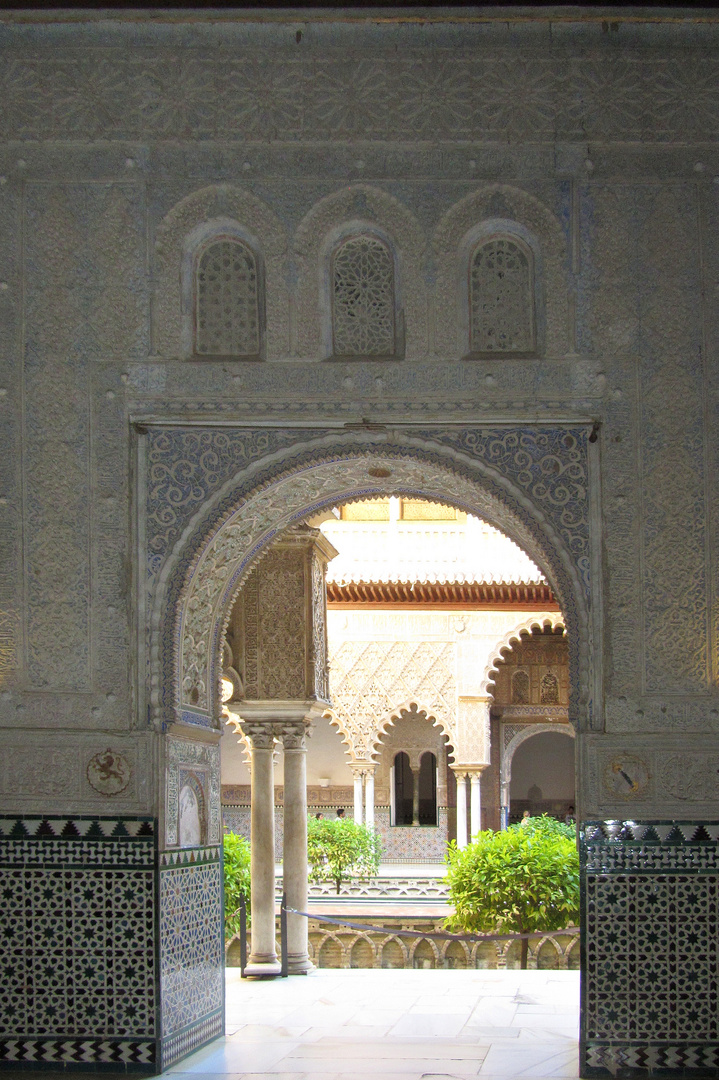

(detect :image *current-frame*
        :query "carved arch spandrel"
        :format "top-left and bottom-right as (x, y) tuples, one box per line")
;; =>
(483, 612), (567, 698)
(432, 184), (570, 359)
(146, 432), (590, 739)
(293, 184), (427, 360)
(153, 184), (287, 360)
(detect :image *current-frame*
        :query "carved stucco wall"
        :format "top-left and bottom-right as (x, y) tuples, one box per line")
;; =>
(0, 13), (717, 1075)
(0, 10), (713, 837)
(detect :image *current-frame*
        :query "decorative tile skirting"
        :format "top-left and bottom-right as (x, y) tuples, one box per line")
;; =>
(0, 816), (157, 1071)
(160, 1011), (223, 1072)
(581, 820), (719, 1078)
(586, 1044), (719, 1075)
(0, 1037), (155, 1067)
(159, 848), (224, 1069)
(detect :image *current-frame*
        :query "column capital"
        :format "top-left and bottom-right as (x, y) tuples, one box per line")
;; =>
(240, 721), (282, 750)
(349, 761), (376, 778)
(452, 763), (489, 778)
(467, 765), (489, 779)
(280, 718), (312, 751)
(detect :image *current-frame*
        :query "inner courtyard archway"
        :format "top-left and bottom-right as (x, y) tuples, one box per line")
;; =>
(143, 425), (595, 1069)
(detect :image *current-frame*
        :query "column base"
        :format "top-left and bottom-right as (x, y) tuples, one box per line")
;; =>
(287, 954), (315, 975)
(244, 956), (282, 977)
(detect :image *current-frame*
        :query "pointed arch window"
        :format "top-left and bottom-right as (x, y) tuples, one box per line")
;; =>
(469, 236), (535, 354)
(195, 237), (261, 357)
(332, 235), (396, 357)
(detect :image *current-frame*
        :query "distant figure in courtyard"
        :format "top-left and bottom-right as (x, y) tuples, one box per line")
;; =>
(520, 810), (531, 827)
(336, 807), (345, 818)
(565, 806), (575, 825)
(315, 812), (323, 820)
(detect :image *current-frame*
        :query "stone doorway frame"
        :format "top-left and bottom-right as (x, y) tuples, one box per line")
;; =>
(138, 422), (600, 1070)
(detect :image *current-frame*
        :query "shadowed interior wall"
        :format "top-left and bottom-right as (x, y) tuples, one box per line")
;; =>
(0, 11), (717, 1078)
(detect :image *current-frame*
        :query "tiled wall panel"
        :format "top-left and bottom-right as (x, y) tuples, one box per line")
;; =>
(158, 847), (224, 1071)
(0, 816), (157, 1069)
(581, 821), (719, 1077)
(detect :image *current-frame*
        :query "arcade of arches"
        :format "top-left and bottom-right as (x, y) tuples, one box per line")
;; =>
(1, 10), (718, 1080)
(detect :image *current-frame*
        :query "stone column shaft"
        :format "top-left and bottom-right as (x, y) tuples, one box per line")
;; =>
(353, 772), (364, 824)
(364, 770), (375, 830)
(411, 766), (421, 826)
(282, 723), (313, 975)
(500, 779), (511, 830)
(470, 773), (481, 839)
(455, 773), (468, 849)
(246, 736), (281, 976)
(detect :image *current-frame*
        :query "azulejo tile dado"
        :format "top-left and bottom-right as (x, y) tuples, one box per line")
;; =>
(160, 1011), (223, 1071)
(0, 815), (157, 1070)
(582, 820), (719, 1077)
(158, 850), (224, 1067)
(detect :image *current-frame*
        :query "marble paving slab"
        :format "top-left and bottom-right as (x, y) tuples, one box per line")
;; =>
(166, 968), (580, 1080)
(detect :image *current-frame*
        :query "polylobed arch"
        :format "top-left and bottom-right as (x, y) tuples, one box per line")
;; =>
(482, 612), (567, 698)
(369, 701), (454, 763)
(321, 708), (355, 758)
(145, 432), (591, 745)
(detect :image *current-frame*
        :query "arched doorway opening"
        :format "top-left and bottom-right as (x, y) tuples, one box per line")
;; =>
(143, 429), (594, 1068)
(509, 730), (575, 823)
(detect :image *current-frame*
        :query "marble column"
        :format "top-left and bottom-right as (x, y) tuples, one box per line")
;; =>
(470, 772), (482, 839)
(353, 770), (364, 825)
(282, 720), (313, 975)
(455, 772), (468, 849)
(500, 779), (511, 830)
(364, 768), (375, 830)
(411, 766), (421, 826)
(244, 724), (281, 977)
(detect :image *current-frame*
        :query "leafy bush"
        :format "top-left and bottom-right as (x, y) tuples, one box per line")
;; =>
(223, 831), (251, 945)
(445, 815), (579, 968)
(307, 817), (381, 895)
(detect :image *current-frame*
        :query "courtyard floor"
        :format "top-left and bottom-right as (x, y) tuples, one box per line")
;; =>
(167, 968), (580, 1080)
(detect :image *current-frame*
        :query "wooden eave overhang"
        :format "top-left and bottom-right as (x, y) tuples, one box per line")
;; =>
(326, 579), (558, 608)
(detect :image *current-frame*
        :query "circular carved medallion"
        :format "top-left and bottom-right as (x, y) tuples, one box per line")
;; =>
(603, 755), (650, 798)
(86, 749), (131, 796)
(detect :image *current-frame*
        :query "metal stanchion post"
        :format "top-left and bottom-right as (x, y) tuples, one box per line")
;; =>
(240, 895), (248, 978)
(280, 892), (289, 978)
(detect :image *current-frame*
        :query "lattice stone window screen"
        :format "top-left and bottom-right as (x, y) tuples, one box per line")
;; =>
(470, 237), (535, 354)
(196, 238), (260, 356)
(332, 235), (395, 356)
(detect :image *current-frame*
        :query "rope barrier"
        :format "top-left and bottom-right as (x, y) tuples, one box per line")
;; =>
(287, 908), (579, 944)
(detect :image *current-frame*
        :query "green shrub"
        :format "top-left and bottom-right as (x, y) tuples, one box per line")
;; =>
(307, 817), (381, 895)
(223, 831), (251, 945)
(445, 815), (579, 968)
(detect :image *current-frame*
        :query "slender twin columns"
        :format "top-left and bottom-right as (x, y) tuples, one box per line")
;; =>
(230, 525), (338, 977)
(240, 708), (320, 976)
(350, 763), (375, 828)
(452, 767), (487, 849)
